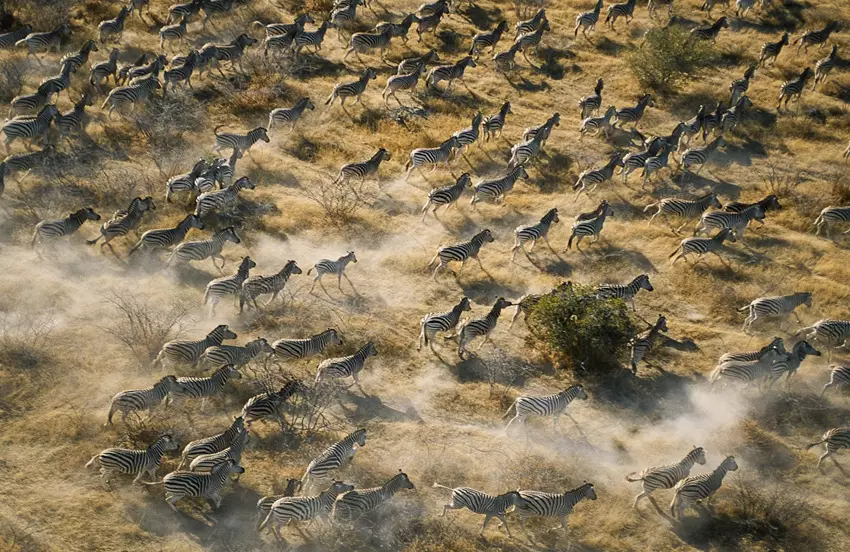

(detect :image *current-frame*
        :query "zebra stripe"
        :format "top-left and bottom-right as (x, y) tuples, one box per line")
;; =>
(814, 206), (850, 236)
(199, 0), (235, 30)
(302, 429), (367, 489)
(106, 376), (179, 425)
(2, 144), (55, 183)
(710, 347), (783, 388)
(573, 153), (623, 200)
(516, 9), (546, 38)
(273, 329), (343, 361)
(807, 427), (850, 473)
(670, 228), (736, 265)
(645, 193), (723, 233)
(383, 63), (426, 106)
(405, 136), (459, 180)
(325, 68), (377, 109)
(2, 105), (58, 153)
(778, 67), (813, 111)
(308, 251), (357, 293)
(159, 16), (189, 50)
(418, 296), (471, 352)
(154, 325), (238, 369)
(794, 22), (839, 53)
(254, 14), (314, 37)
(613, 94), (654, 129)
(292, 22), (330, 56)
(579, 79), (604, 119)
(426, 56), (477, 92)
(605, 0), (637, 29)
(268, 98), (315, 136)
(759, 32), (788, 66)
(739, 292), (812, 333)
(493, 42), (522, 72)
(129, 214), (204, 256)
(398, 49), (440, 74)
(627, 447), (706, 510)
(470, 20), (507, 57)
(509, 282), (572, 329)
(146, 459), (244, 512)
(213, 127), (269, 155)
(333, 471), (415, 522)
(167, 0), (202, 24)
(31, 207), (100, 251)
(166, 158), (208, 202)
(55, 92), (95, 142)
(690, 16), (728, 43)
(483, 102), (512, 141)
(765, 340), (820, 388)
(719, 336), (785, 364)
(458, 297), (513, 359)
(315, 343), (378, 391)
(259, 481), (354, 539)
(171, 365), (242, 409)
(189, 426), (249, 474)
(203, 257), (256, 316)
(574, 0), (603, 40)
(729, 65), (756, 104)
(334, 150), (391, 185)
(630, 315), (668, 373)
(167, 226), (241, 270)
(0, 26), (32, 50)
(435, 484), (530, 538)
(87, 196), (156, 254)
(201, 339), (273, 369)
(15, 23), (71, 62)
(567, 200), (614, 250)
(822, 365), (850, 396)
(86, 434), (179, 489)
(164, 50), (199, 93)
(345, 26), (393, 61)
(523, 112), (561, 145)
(8, 84), (60, 119)
(255, 479), (303, 529)
(511, 208), (559, 260)
(240, 260), (303, 311)
(695, 205), (764, 237)
(597, 274), (653, 310)
(670, 456), (738, 519)
(504, 384), (588, 430)
(210, 34), (257, 74)
(195, 176), (256, 217)
(453, 113), (483, 152)
(719, 96), (753, 134)
(414, 4), (450, 42)
(427, 228), (494, 279)
(470, 165), (529, 205)
(124, 55), (167, 83)
(797, 319), (850, 354)
(814, 45), (839, 88)
(179, 416), (245, 469)
(509, 133), (544, 168)
(515, 483), (597, 535)
(101, 75), (161, 118)
(99, 7), (129, 42)
(60, 39), (98, 74)
(515, 19), (550, 62)
(580, 106), (615, 140)
(241, 380), (305, 424)
(724, 194), (781, 219)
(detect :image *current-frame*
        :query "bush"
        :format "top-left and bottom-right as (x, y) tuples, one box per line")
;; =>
(726, 474), (814, 543)
(526, 283), (638, 371)
(628, 27), (720, 92)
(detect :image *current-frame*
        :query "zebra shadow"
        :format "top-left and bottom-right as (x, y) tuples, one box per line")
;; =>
(507, 75), (551, 93)
(455, 3), (503, 30)
(667, 509), (757, 551)
(448, 349), (534, 387)
(580, 364), (695, 416)
(336, 390), (424, 423)
(512, 248), (573, 277)
(457, 278), (525, 306)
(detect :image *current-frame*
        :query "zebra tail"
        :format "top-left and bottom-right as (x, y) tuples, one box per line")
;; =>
(805, 439), (826, 450)
(567, 232), (575, 249)
(30, 230), (39, 249)
(307, 267), (313, 275)
(793, 325), (813, 337)
(140, 480), (164, 486)
(324, 91), (335, 105)
(100, 97), (110, 109)
(737, 305), (750, 312)
(708, 365), (723, 382)
(257, 508), (274, 532)
(14, 38), (27, 48)
(502, 399), (518, 419)
(432, 482), (454, 491)
(668, 246), (680, 259)
(643, 202), (659, 212)
(214, 124), (225, 135)
(625, 472), (644, 482)
(813, 214), (823, 227)
(86, 235), (102, 245)
(202, 285), (210, 305)
(85, 455), (99, 469)
(404, 158), (412, 171)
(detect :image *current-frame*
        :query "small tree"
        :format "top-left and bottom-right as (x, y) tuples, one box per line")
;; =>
(628, 26), (720, 92)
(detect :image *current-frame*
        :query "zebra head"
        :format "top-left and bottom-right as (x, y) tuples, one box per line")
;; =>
(378, 149), (391, 162)
(636, 274), (653, 291)
(716, 16), (729, 29)
(797, 292), (813, 308)
(706, 193), (722, 209)
(542, 208), (559, 224)
(222, 226), (241, 244)
(760, 194), (781, 211)
(363, 342), (378, 358)
(395, 470), (416, 489)
(154, 433), (181, 452)
(720, 456), (738, 472)
(239, 256), (257, 271)
(594, 78), (604, 94)
(779, 32), (789, 45)
(793, 340), (821, 359)
(600, 200), (615, 218)
(503, 490), (531, 510)
(79, 207), (102, 221)
(222, 458), (246, 476)
(324, 480), (356, 498)
(255, 128), (270, 143)
(716, 227), (736, 243)
(325, 328), (344, 346)
(301, 97), (316, 111)
(231, 415), (246, 432)
(602, 105), (616, 119)
(235, 33), (259, 48)
(222, 364), (243, 380)
(479, 228), (495, 244)
(640, 93), (655, 108)
(283, 259), (302, 276)
(471, 112), (483, 128)
(278, 379), (307, 400)
(252, 337), (275, 355)
(458, 296), (472, 312)
(655, 314), (668, 333)
(577, 482), (597, 500)
(353, 428), (368, 446)
(186, 214), (205, 230)
(494, 297), (513, 311)
(364, 67), (378, 80)
(514, 165), (530, 180)
(540, 18), (552, 32)
(141, 196), (156, 212)
(158, 375), (180, 392)
(691, 446), (707, 465)
(82, 39), (98, 54)
(460, 56), (478, 69)
(344, 251), (357, 264)
(456, 173), (472, 189)
(213, 324), (239, 341)
(107, 48), (119, 62)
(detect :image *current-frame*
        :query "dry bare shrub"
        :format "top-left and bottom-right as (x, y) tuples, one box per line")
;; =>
(136, 93), (204, 158)
(0, 61), (24, 104)
(727, 474), (814, 543)
(0, 305), (58, 370)
(301, 178), (374, 226)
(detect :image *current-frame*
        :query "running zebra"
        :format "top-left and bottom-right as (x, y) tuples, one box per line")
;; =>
(627, 447), (706, 512)
(2, 145), (55, 184)
(15, 23), (71, 64)
(86, 434), (180, 490)
(710, 345), (783, 389)
(166, 158), (207, 203)
(8, 83), (60, 119)
(759, 32), (788, 66)
(794, 22), (839, 54)
(241, 380), (305, 424)
(189, 426), (248, 475)
(807, 428), (850, 474)
(766, 340), (820, 389)
(511, 208), (559, 260)
(329, 3), (360, 39)
(427, 228), (494, 279)
(325, 67), (377, 112)
(405, 136), (459, 180)
(383, 63), (426, 106)
(333, 470), (415, 522)
(101, 74), (161, 118)
(315, 342), (378, 392)
(647, 0), (674, 18)
(301, 429), (367, 490)
(573, 153), (623, 200)
(606, 0), (637, 29)
(516, 9), (546, 39)
(212, 126), (270, 155)
(670, 456), (738, 519)
(194, 176), (256, 217)
(670, 228), (736, 265)
(2, 104), (58, 153)
(0, 26), (32, 50)
(777, 67), (813, 111)
(729, 65), (756, 104)
(106, 376), (179, 425)
(470, 165), (529, 206)
(170, 365), (242, 410)
(31, 207), (101, 252)
(418, 297), (471, 352)
(334, 150), (391, 185)
(579, 79), (604, 119)
(414, 4), (450, 42)
(255, 479), (303, 529)
(814, 206), (850, 236)
(690, 16), (728, 43)
(203, 257), (256, 317)
(273, 329), (343, 361)
(508, 133), (544, 168)
(129, 214), (204, 257)
(60, 39), (98, 73)
(493, 42), (522, 72)
(398, 49), (440, 74)
(254, 13), (314, 37)
(567, 200), (614, 251)
(179, 416), (244, 469)
(292, 22), (330, 57)
(426, 56), (477, 92)
(719, 336), (785, 364)
(167, 226), (241, 271)
(822, 365), (850, 396)
(483, 102), (512, 141)
(55, 92), (94, 142)
(259, 481), (354, 541)
(87, 196), (156, 256)
(796, 319), (850, 359)
(640, 145), (671, 184)
(163, 50), (198, 93)
(262, 27), (298, 57)
(145, 459), (244, 512)
(434, 484), (530, 538)
(457, 297), (513, 359)
(723, 193), (781, 221)
(509, 282), (571, 329)
(679, 136), (726, 176)
(123, 54), (167, 83)
(613, 94), (654, 129)
(36, 62), (75, 104)
(308, 251), (358, 294)
(201, 338), (274, 370)
(168, 0), (204, 24)
(719, 96), (753, 134)
(645, 193), (723, 233)
(574, 0), (604, 41)
(240, 260), (302, 311)
(345, 26), (393, 62)
(267, 98), (315, 136)
(515, 19), (550, 63)
(212, 33), (258, 74)
(99, 6), (129, 43)
(580, 106), (616, 140)
(453, 112), (483, 153)
(523, 112), (560, 146)
(739, 292), (812, 333)
(630, 314), (668, 373)
(695, 205), (764, 237)
(470, 20), (507, 57)
(515, 483), (597, 536)
(154, 325), (238, 369)
(503, 384), (588, 430)
(597, 274), (653, 310)
(814, 45), (839, 88)
(700, 0), (729, 17)
(159, 15), (189, 50)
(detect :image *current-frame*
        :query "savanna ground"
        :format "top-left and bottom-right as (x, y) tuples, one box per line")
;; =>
(1, 0), (850, 550)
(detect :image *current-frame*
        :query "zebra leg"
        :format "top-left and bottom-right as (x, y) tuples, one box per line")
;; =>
(830, 455), (848, 476)
(165, 493), (182, 512)
(475, 334), (490, 351)
(633, 491), (648, 509)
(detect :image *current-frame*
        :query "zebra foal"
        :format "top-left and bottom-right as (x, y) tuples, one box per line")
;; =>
(86, 433), (180, 489)
(421, 173), (472, 220)
(31, 207), (101, 253)
(308, 251), (357, 294)
(504, 384), (588, 431)
(434, 484), (530, 538)
(627, 447), (706, 512)
(167, 227), (242, 272)
(511, 208), (559, 260)
(240, 260), (302, 311)
(106, 376), (179, 425)
(273, 328), (343, 361)
(457, 297), (513, 359)
(144, 459), (244, 512)
(315, 342), (378, 393)
(301, 429), (367, 490)
(514, 483), (597, 538)
(670, 456), (738, 519)
(259, 481), (354, 542)
(739, 292), (812, 333)
(427, 228), (494, 279)
(418, 297), (471, 352)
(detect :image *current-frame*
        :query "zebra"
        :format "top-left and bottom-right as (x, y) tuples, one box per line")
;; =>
(453, 112), (483, 154)
(199, 0), (236, 30)
(292, 22), (330, 57)
(483, 102), (512, 141)
(627, 447), (706, 512)
(700, 0), (729, 17)
(765, 340), (820, 389)
(203, 257), (256, 316)
(383, 63), (426, 106)
(60, 39), (98, 73)
(165, 158), (208, 203)
(794, 22), (839, 54)
(325, 68), (377, 112)
(259, 481), (354, 542)
(579, 79), (604, 119)
(418, 0), (450, 17)
(241, 380), (306, 424)
(255, 479), (303, 529)
(345, 26), (394, 62)
(493, 42), (522, 72)
(98, 6), (129, 43)
(330, 4), (361, 40)
(31, 208), (101, 253)
(710, 346), (785, 389)
(240, 260), (303, 311)
(796, 319), (850, 360)
(597, 274), (653, 310)
(630, 314), (668, 373)
(724, 194), (781, 221)
(106, 376), (179, 425)
(163, 50), (199, 93)
(573, 153), (623, 200)
(189, 426), (249, 474)
(36, 62), (76, 104)
(426, 56), (477, 92)
(613, 94), (654, 129)
(457, 297), (513, 359)
(778, 67), (813, 111)
(523, 112), (560, 146)
(509, 282), (572, 329)
(201, 338), (274, 370)
(434, 484), (531, 538)
(101, 74), (161, 118)
(822, 365), (850, 396)
(814, 45), (839, 88)
(807, 428), (850, 474)
(153, 325), (238, 369)
(180, 416), (244, 469)
(515, 19), (550, 63)
(719, 96), (753, 134)
(718, 336), (785, 364)
(759, 32), (789, 66)
(169, 365), (242, 410)
(679, 136), (725, 177)
(87, 196), (156, 257)
(1, 104), (58, 154)
(690, 16), (728, 43)
(580, 106), (616, 140)
(302, 429), (367, 490)
(7, 82), (61, 119)
(398, 48), (440, 74)
(606, 0), (637, 29)
(211, 149), (241, 188)
(212, 126), (269, 156)
(308, 251), (358, 294)
(55, 92), (95, 142)
(514, 484), (597, 537)
(574, 0), (603, 41)
(129, 0), (152, 19)
(508, 133), (545, 168)
(129, 214), (204, 257)
(670, 228), (737, 265)
(123, 54), (167, 83)
(470, 165), (529, 206)
(511, 208), (559, 260)
(645, 193), (723, 233)
(647, 0), (674, 18)
(699, 103), (723, 141)
(414, 4), (450, 42)
(640, 145), (671, 185)
(739, 292), (812, 333)
(144, 459), (244, 512)
(334, 149), (391, 186)
(735, 0), (756, 17)
(503, 384), (588, 431)
(273, 329), (343, 361)
(167, 226), (241, 271)
(0, 25), (32, 50)
(470, 20), (507, 57)
(418, 297), (471, 352)
(262, 27), (298, 57)
(567, 200), (614, 251)
(814, 206), (850, 236)
(729, 65), (756, 104)
(333, 470), (415, 523)
(194, 176), (255, 217)
(267, 98), (315, 137)
(160, 15), (189, 50)
(168, 0), (203, 24)
(86, 434), (180, 490)
(116, 53), (148, 84)
(1, 144), (55, 184)
(254, 13), (315, 37)
(404, 136), (459, 180)
(695, 205), (764, 237)
(15, 22), (71, 64)
(516, 9), (546, 39)
(210, 33), (258, 74)
(427, 228), (494, 279)
(315, 343), (378, 393)
(670, 456), (738, 519)
(677, 105), (706, 148)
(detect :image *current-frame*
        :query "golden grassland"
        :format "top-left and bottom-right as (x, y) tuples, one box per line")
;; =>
(2, 0), (850, 550)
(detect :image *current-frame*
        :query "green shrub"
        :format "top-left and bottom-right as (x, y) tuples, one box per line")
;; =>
(628, 26), (721, 92)
(526, 283), (638, 371)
